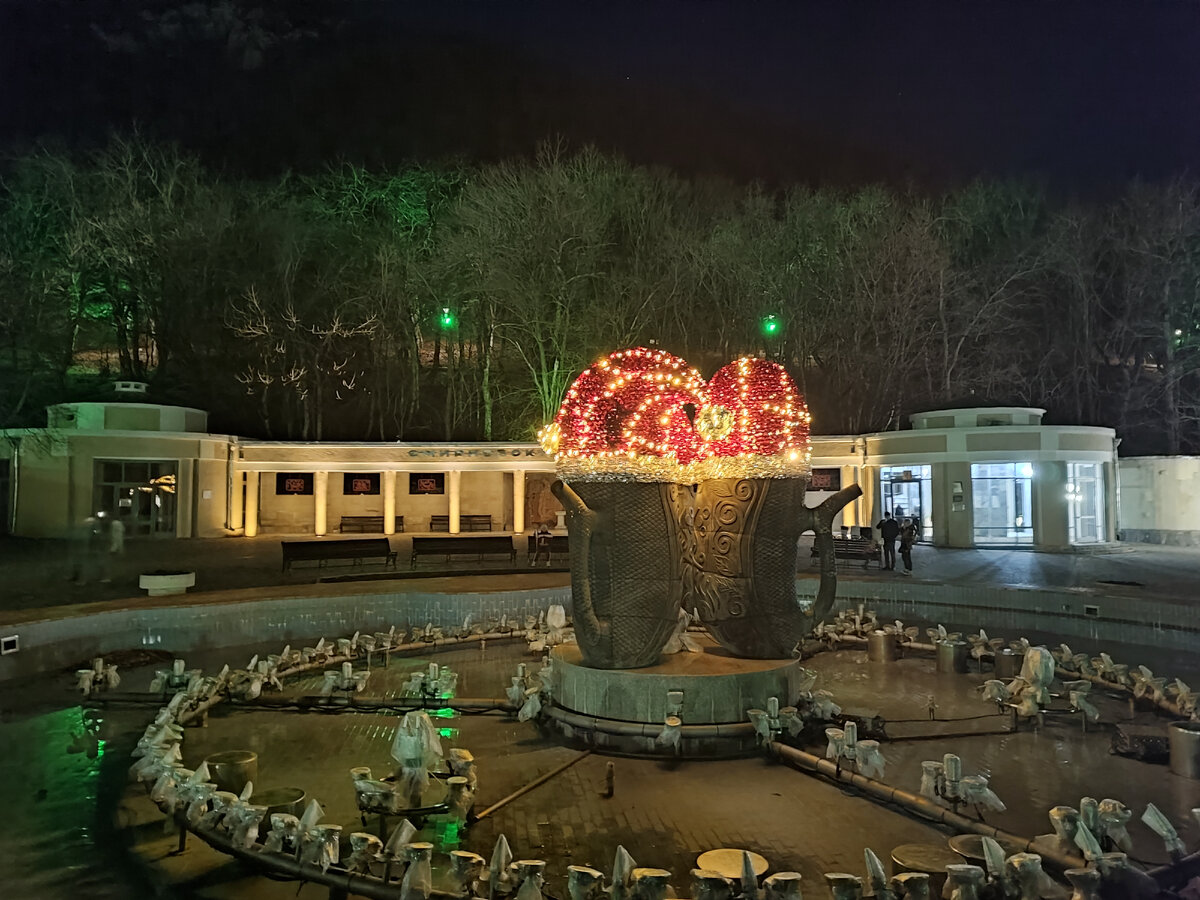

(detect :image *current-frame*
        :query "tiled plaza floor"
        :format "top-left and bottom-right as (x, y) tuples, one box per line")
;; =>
(3, 531), (1199, 617)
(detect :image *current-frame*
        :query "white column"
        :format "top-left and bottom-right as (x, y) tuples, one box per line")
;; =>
(314, 471), (328, 536)
(448, 470), (461, 534)
(244, 471), (260, 538)
(229, 468), (244, 533)
(176, 458), (195, 538)
(382, 470), (397, 535)
(512, 469), (526, 533)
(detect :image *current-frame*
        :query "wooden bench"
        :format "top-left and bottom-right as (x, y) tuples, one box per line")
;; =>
(411, 535), (516, 568)
(282, 538), (397, 573)
(810, 537), (881, 568)
(429, 515), (492, 532)
(526, 534), (569, 562)
(339, 516), (405, 533)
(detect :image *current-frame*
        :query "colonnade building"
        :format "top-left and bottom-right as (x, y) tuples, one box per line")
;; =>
(4, 400), (1178, 549)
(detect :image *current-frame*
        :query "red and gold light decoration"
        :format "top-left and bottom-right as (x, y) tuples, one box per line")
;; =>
(698, 356), (812, 478)
(540, 348), (812, 482)
(540, 347), (709, 482)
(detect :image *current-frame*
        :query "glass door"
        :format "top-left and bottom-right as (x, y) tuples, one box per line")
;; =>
(94, 460), (178, 537)
(1068, 462), (1104, 544)
(880, 465), (932, 541)
(971, 462), (1033, 545)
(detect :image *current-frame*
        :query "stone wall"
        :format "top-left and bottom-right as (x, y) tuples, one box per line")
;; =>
(1118, 456), (1200, 547)
(0, 587), (573, 682)
(795, 576), (1199, 653)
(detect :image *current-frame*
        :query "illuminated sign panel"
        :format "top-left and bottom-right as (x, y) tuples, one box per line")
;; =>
(409, 473), (445, 495)
(275, 473), (314, 495)
(809, 468), (842, 491)
(343, 473), (380, 495)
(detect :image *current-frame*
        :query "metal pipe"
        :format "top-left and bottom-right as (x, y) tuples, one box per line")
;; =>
(826, 633), (940, 654)
(1053, 666), (1188, 719)
(473, 750), (592, 821)
(225, 695), (515, 713)
(825, 632), (1188, 719)
(1149, 848), (1200, 889)
(187, 817), (461, 900)
(163, 627), (533, 726)
(824, 622), (1188, 720)
(544, 706), (756, 738)
(767, 741), (1086, 872)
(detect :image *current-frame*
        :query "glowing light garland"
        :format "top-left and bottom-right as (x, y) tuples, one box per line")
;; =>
(696, 356), (812, 480)
(538, 349), (812, 483)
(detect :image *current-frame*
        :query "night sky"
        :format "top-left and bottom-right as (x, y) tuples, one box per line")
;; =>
(2, 0), (1198, 191)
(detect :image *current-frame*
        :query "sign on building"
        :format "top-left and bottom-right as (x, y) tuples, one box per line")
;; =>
(409, 473), (445, 494)
(809, 468), (842, 491)
(343, 473), (380, 495)
(275, 473), (314, 495)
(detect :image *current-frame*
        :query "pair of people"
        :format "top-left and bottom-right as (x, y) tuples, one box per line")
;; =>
(70, 511), (125, 584)
(875, 512), (916, 575)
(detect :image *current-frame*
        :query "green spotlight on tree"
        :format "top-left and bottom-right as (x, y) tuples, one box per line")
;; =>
(439, 307), (456, 329)
(762, 314), (781, 337)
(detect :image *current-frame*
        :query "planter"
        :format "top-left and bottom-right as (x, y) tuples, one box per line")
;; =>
(138, 571), (196, 597)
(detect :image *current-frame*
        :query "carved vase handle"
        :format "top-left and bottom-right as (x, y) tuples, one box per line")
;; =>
(799, 485), (863, 625)
(551, 481), (611, 642)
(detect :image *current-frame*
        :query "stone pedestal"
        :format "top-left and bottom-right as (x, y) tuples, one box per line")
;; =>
(139, 571), (196, 597)
(546, 637), (803, 756)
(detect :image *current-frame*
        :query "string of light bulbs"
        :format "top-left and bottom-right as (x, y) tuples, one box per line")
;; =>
(538, 348), (812, 483)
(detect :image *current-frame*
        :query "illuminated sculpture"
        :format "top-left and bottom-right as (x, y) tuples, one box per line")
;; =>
(548, 349), (706, 668)
(687, 358), (860, 657)
(543, 348), (861, 666)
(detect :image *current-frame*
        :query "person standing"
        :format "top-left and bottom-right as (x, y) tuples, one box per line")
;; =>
(899, 517), (917, 576)
(69, 515), (99, 584)
(95, 511), (117, 584)
(876, 512), (900, 570)
(105, 513), (126, 583)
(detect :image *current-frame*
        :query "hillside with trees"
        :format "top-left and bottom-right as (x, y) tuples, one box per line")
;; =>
(1, 138), (1197, 454)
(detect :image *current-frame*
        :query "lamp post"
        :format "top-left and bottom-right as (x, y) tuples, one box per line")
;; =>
(761, 314), (784, 361)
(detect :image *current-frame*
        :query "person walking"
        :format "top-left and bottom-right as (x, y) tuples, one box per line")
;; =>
(102, 512), (126, 584)
(108, 513), (126, 556)
(899, 517), (917, 576)
(95, 510), (117, 584)
(876, 512), (900, 570)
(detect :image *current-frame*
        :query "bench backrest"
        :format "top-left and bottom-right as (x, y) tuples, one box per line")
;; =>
(282, 538), (392, 558)
(412, 535), (514, 553)
(430, 515), (491, 530)
(835, 538), (873, 550)
(527, 534), (570, 551)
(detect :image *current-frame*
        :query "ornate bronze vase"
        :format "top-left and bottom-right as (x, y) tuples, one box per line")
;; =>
(552, 480), (686, 669)
(685, 478), (861, 658)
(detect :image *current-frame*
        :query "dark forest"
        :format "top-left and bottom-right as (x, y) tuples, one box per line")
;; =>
(1, 2), (1197, 453)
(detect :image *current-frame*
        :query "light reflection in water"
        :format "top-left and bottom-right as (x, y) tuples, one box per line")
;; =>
(1, 704), (151, 899)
